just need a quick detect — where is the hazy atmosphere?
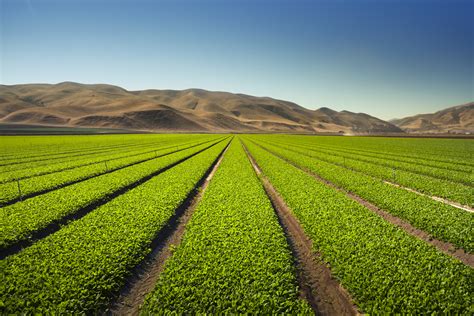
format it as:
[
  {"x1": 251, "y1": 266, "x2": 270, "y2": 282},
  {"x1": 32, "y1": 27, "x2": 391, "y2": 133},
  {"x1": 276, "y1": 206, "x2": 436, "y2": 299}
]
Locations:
[{"x1": 1, "y1": 0, "x2": 472, "y2": 120}]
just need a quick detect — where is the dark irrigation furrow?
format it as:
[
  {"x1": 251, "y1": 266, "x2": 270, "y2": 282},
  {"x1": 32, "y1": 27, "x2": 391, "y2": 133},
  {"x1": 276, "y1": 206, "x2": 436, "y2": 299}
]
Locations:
[
  {"x1": 0, "y1": 138, "x2": 228, "y2": 260},
  {"x1": 243, "y1": 143, "x2": 358, "y2": 316},
  {"x1": 108, "y1": 139, "x2": 231, "y2": 316},
  {"x1": 0, "y1": 138, "x2": 223, "y2": 207},
  {"x1": 252, "y1": 141, "x2": 474, "y2": 267}
]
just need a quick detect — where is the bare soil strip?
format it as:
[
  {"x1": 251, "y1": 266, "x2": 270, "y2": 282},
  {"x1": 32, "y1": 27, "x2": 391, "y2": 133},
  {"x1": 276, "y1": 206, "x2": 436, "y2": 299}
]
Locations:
[
  {"x1": 1, "y1": 138, "x2": 222, "y2": 207},
  {"x1": 243, "y1": 143, "x2": 359, "y2": 316},
  {"x1": 108, "y1": 140, "x2": 231, "y2": 316},
  {"x1": 256, "y1": 143, "x2": 474, "y2": 268},
  {"x1": 0, "y1": 139, "x2": 227, "y2": 260},
  {"x1": 382, "y1": 180, "x2": 474, "y2": 213}
]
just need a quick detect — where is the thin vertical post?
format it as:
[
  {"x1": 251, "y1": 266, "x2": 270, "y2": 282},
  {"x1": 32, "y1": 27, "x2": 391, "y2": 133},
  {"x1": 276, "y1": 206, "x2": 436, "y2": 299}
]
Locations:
[{"x1": 17, "y1": 178, "x2": 22, "y2": 201}]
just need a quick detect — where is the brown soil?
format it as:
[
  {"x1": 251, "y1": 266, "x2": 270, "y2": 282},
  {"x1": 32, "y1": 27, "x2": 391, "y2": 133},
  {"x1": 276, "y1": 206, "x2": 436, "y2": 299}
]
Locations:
[
  {"x1": 243, "y1": 143, "x2": 359, "y2": 316},
  {"x1": 262, "y1": 146, "x2": 474, "y2": 268},
  {"x1": 108, "y1": 140, "x2": 231, "y2": 315}
]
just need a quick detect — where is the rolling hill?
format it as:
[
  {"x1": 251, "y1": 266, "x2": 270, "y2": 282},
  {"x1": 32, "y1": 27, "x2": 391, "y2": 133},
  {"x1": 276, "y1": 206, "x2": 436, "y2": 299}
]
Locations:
[
  {"x1": 0, "y1": 82, "x2": 403, "y2": 133},
  {"x1": 391, "y1": 102, "x2": 474, "y2": 134}
]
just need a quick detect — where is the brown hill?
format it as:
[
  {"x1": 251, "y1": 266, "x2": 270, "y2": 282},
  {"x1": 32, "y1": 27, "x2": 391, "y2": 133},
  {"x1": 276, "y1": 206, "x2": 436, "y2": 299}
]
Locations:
[
  {"x1": 0, "y1": 82, "x2": 403, "y2": 133},
  {"x1": 391, "y1": 102, "x2": 474, "y2": 134}
]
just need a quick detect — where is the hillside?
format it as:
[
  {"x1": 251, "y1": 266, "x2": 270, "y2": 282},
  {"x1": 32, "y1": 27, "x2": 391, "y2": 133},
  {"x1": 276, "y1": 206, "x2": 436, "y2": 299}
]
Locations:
[
  {"x1": 0, "y1": 82, "x2": 403, "y2": 133},
  {"x1": 391, "y1": 102, "x2": 474, "y2": 134}
]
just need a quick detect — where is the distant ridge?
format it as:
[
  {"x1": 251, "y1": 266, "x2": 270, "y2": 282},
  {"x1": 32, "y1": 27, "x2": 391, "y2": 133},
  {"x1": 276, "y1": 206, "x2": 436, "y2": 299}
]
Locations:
[
  {"x1": 391, "y1": 102, "x2": 474, "y2": 134},
  {"x1": 1, "y1": 82, "x2": 403, "y2": 133}
]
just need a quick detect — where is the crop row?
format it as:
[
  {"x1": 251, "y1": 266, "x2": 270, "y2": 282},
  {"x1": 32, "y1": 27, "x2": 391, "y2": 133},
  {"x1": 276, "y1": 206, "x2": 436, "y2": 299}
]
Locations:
[
  {"x1": 300, "y1": 141, "x2": 472, "y2": 173},
  {"x1": 0, "y1": 139, "x2": 229, "y2": 314},
  {"x1": 0, "y1": 136, "x2": 192, "y2": 176},
  {"x1": 142, "y1": 140, "x2": 310, "y2": 314},
  {"x1": 0, "y1": 135, "x2": 178, "y2": 165},
  {"x1": 255, "y1": 137, "x2": 473, "y2": 206},
  {"x1": 0, "y1": 137, "x2": 222, "y2": 204},
  {"x1": 262, "y1": 136, "x2": 471, "y2": 184},
  {"x1": 0, "y1": 139, "x2": 159, "y2": 171},
  {"x1": 0, "y1": 136, "x2": 209, "y2": 181},
  {"x1": 0, "y1": 138, "x2": 227, "y2": 250},
  {"x1": 243, "y1": 140, "x2": 473, "y2": 314},
  {"x1": 269, "y1": 135, "x2": 474, "y2": 167},
  {"x1": 247, "y1": 138, "x2": 473, "y2": 253},
  {"x1": 0, "y1": 134, "x2": 200, "y2": 166}
]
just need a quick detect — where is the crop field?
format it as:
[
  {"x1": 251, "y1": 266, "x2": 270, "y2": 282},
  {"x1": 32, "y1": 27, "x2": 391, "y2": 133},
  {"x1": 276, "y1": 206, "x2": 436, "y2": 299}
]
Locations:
[{"x1": 0, "y1": 134, "x2": 473, "y2": 314}]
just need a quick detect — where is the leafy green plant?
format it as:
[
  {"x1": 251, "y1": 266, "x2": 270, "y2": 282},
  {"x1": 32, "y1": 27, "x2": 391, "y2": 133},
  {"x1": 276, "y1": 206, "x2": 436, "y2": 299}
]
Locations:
[
  {"x1": 0, "y1": 139, "x2": 229, "y2": 314},
  {"x1": 243, "y1": 139, "x2": 473, "y2": 314},
  {"x1": 141, "y1": 140, "x2": 311, "y2": 314}
]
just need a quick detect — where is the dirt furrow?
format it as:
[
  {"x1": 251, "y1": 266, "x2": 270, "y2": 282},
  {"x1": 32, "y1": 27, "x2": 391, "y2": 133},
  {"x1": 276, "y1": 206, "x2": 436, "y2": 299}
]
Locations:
[
  {"x1": 243, "y1": 143, "x2": 359, "y2": 316},
  {"x1": 107, "y1": 140, "x2": 231, "y2": 316},
  {"x1": 256, "y1": 143, "x2": 474, "y2": 268}
]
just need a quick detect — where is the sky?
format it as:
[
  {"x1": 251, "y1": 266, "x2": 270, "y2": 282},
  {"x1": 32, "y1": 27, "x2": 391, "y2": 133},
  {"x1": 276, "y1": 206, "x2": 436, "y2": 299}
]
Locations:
[{"x1": 1, "y1": 0, "x2": 473, "y2": 120}]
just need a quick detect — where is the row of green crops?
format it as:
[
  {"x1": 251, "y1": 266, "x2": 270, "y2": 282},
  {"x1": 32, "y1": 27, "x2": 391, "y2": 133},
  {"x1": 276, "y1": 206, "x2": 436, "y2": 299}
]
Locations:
[
  {"x1": 0, "y1": 134, "x2": 187, "y2": 164},
  {"x1": 255, "y1": 137, "x2": 473, "y2": 206},
  {"x1": 0, "y1": 138, "x2": 227, "y2": 249},
  {"x1": 243, "y1": 140, "x2": 473, "y2": 314},
  {"x1": 247, "y1": 138, "x2": 474, "y2": 252},
  {"x1": 0, "y1": 137, "x2": 170, "y2": 172},
  {"x1": 261, "y1": 136, "x2": 471, "y2": 186},
  {"x1": 142, "y1": 140, "x2": 311, "y2": 314},
  {"x1": 0, "y1": 137, "x2": 222, "y2": 204},
  {"x1": 266, "y1": 135, "x2": 474, "y2": 171},
  {"x1": 294, "y1": 139, "x2": 472, "y2": 173},
  {"x1": 0, "y1": 135, "x2": 196, "y2": 177},
  {"x1": 0, "y1": 139, "x2": 230, "y2": 314},
  {"x1": 268, "y1": 135, "x2": 473, "y2": 166}
]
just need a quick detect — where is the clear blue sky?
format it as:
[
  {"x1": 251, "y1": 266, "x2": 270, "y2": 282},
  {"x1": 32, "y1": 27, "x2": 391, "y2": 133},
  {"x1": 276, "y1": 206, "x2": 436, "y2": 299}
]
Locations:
[{"x1": 1, "y1": 0, "x2": 473, "y2": 119}]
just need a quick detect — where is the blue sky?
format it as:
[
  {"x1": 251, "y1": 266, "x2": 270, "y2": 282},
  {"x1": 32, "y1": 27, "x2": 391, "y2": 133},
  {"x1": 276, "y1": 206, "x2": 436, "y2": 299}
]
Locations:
[{"x1": 1, "y1": 0, "x2": 472, "y2": 119}]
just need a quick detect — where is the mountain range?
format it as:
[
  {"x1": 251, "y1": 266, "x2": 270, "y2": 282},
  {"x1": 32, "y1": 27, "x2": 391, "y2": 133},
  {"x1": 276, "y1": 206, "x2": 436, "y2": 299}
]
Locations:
[
  {"x1": 0, "y1": 82, "x2": 472, "y2": 134},
  {"x1": 390, "y1": 102, "x2": 473, "y2": 134}
]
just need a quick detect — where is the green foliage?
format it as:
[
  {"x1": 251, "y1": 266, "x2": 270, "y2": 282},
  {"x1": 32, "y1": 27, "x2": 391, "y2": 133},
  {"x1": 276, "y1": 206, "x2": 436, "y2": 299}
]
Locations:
[
  {"x1": 256, "y1": 135, "x2": 473, "y2": 206},
  {"x1": 248, "y1": 136, "x2": 474, "y2": 252},
  {"x1": 243, "y1": 139, "x2": 473, "y2": 314},
  {"x1": 0, "y1": 136, "x2": 219, "y2": 203},
  {"x1": 141, "y1": 141, "x2": 311, "y2": 314},
  {"x1": 0, "y1": 138, "x2": 224, "y2": 249},
  {"x1": 0, "y1": 139, "x2": 229, "y2": 314},
  {"x1": 1, "y1": 134, "x2": 472, "y2": 314}
]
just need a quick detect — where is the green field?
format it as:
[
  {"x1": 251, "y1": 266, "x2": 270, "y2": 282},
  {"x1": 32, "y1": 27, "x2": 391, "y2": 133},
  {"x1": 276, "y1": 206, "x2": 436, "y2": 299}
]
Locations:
[{"x1": 1, "y1": 134, "x2": 473, "y2": 314}]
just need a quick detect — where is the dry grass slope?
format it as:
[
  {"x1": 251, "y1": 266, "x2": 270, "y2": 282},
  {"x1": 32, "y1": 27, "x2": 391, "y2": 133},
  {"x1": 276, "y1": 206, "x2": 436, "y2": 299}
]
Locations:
[
  {"x1": 1, "y1": 82, "x2": 404, "y2": 133},
  {"x1": 391, "y1": 102, "x2": 474, "y2": 133}
]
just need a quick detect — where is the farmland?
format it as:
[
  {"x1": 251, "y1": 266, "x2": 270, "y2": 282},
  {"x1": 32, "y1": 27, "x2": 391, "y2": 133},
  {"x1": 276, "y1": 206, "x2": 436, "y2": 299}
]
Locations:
[{"x1": 0, "y1": 134, "x2": 473, "y2": 314}]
